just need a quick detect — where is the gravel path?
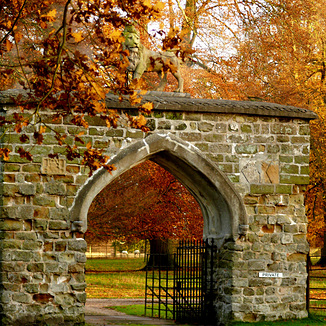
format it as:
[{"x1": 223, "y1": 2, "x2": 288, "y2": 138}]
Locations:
[{"x1": 85, "y1": 299, "x2": 178, "y2": 325}]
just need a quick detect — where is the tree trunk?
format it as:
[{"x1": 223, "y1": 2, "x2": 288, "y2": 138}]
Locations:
[
  {"x1": 316, "y1": 203, "x2": 326, "y2": 266},
  {"x1": 318, "y1": 232, "x2": 326, "y2": 266},
  {"x1": 146, "y1": 239, "x2": 175, "y2": 269}
]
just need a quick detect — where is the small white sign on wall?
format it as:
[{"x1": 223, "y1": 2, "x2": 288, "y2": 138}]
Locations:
[{"x1": 259, "y1": 272, "x2": 283, "y2": 278}]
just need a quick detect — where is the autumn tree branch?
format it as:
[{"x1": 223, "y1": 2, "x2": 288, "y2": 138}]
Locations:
[
  {"x1": 0, "y1": 0, "x2": 27, "y2": 46},
  {"x1": 36, "y1": 0, "x2": 72, "y2": 111}
]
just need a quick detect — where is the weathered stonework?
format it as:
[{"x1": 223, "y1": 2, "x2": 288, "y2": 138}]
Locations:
[{"x1": 0, "y1": 90, "x2": 317, "y2": 325}]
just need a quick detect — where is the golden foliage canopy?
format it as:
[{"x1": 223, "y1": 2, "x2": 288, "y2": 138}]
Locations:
[{"x1": 0, "y1": 0, "x2": 164, "y2": 172}]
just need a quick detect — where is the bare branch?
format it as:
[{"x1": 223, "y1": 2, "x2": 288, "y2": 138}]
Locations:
[{"x1": 0, "y1": 0, "x2": 27, "y2": 46}]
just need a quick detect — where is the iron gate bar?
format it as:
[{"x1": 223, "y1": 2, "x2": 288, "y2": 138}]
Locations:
[
  {"x1": 174, "y1": 239, "x2": 214, "y2": 323},
  {"x1": 145, "y1": 253, "x2": 174, "y2": 319},
  {"x1": 145, "y1": 239, "x2": 217, "y2": 324},
  {"x1": 177, "y1": 240, "x2": 195, "y2": 322}
]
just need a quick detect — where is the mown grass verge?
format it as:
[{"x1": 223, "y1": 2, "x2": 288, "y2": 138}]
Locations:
[
  {"x1": 86, "y1": 271, "x2": 146, "y2": 299},
  {"x1": 232, "y1": 314, "x2": 326, "y2": 326},
  {"x1": 86, "y1": 257, "x2": 146, "y2": 272},
  {"x1": 110, "y1": 304, "x2": 174, "y2": 319},
  {"x1": 85, "y1": 258, "x2": 147, "y2": 299},
  {"x1": 108, "y1": 305, "x2": 326, "y2": 326}
]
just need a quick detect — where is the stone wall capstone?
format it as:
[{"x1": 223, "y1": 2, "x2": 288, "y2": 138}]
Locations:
[{"x1": 0, "y1": 90, "x2": 317, "y2": 325}]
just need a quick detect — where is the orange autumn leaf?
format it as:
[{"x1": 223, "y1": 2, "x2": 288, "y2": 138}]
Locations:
[
  {"x1": 41, "y1": 9, "x2": 57, "y2": 22},
  {"x1": 39, "y1": 125, "x2": 46, "y2": 133},
  {"x1": 5, "y1": 39, "x2": 13, "y2": 52},
  {"x1": 0, "y1": 148, "x2": 11, "y2": 161},
  {"x1": 140, "y1": 102, "x2": 153, "y2": 114},
  {"x1": 72, "y1": 32, "x2": 83, "y2": 43}
]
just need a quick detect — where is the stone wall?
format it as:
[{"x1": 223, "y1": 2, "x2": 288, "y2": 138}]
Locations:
[{"x1": 0, "y1": 91, "x2": 316, "y2": 325}]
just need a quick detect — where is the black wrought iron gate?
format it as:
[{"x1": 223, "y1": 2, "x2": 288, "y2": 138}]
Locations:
[{"x1": 145, "y1": 239, "x2": 217, "y2": 324}]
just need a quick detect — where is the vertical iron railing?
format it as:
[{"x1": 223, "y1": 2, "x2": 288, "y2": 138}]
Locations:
[
  {"x1": 145, "y1": 239, "x2": 217, "y2": 323},
  {"x1": 306, "y1": 253, "x2": 310, "y2": 312},
  {"x1": 174, "y1": 239, "x2": 205, "y2": 322},
  {"x1": 145, "y1": 252, "x2": 174, "y2": 319}
]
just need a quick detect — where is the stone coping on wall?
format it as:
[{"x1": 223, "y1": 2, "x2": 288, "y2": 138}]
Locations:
[
  {"x1": 107, "y1": 91, "x2": 317, "y2": 120},
  {"x1": 0, "y1": 89, "x2": 318, "y2": 120}
]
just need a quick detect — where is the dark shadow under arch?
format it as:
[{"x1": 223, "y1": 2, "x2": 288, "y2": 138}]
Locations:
[{"x1": 70, "y1": 133, "x2": 247, "y2": 247}]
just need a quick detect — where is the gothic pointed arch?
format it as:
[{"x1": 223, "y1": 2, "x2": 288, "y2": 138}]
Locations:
[{"x1": 70, "y1": 133, "x2": 247, "y2": 246}]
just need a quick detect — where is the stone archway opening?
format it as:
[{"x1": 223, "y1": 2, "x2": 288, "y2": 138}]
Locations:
[
  {"x1": 84, "y1": 157, "x2": 205, "y2": 258},
  {"x1": 84, "y1": 158, "x2": 204, "y2": 303},
  {"x1": 71, "y1": 133, "x2": 247, "y2": 244},
  {"x1": 70, "y1": 133, "x2": 247, "y2": 324}
]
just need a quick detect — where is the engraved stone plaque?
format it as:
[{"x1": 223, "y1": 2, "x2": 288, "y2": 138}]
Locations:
[
  {"x1": 240, "y1": 158, "x2": 279, "y2": 184},
  {"x1": 261, "y1": 162, "x2": 279, "y2": 184},
  {"x1": 42, "y1": 157, "x2": 66, "y2": 175}
]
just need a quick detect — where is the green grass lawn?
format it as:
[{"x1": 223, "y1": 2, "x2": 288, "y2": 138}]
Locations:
[
  {"x1": 86, "y1": 271, "x2": 146, "y2": 298},
  {"x1": 86, "y1": 257, "x2": 146, "y2": 272},
  {"x1": 85, "y1": 258, "x2": 147, "y2": 298},
  {"x1": 85, "y1": 258, "x2": 174, "y2": 299},
  {"x1": 231, "y1": 315, "x2": 326, "y2": 326},
  {"x1": 309, "y1": 267, "x2": 326, "y2": 314},
  {"x1": 108, "y1": 305, "x2": 326, "y2": 326},
  {"x1": 111, "y1": 304, "x2": 174, "y2": 319}
]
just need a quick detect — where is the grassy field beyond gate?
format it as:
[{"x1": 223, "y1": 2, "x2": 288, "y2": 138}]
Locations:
[
  {"x1": 86, "y1": 257, "x2": 146, "y2": 272},
  {"x1": 85, "y1": 258, "x2": 147, "y2": 298}
]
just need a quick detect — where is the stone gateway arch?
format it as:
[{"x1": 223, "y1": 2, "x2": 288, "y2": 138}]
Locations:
[
  {"x1": 70, "y1": 133, "x2": 247, "y2": 245},
  {"x1": 0, "y1": 90, "x2": 317, "y2": 325}
]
